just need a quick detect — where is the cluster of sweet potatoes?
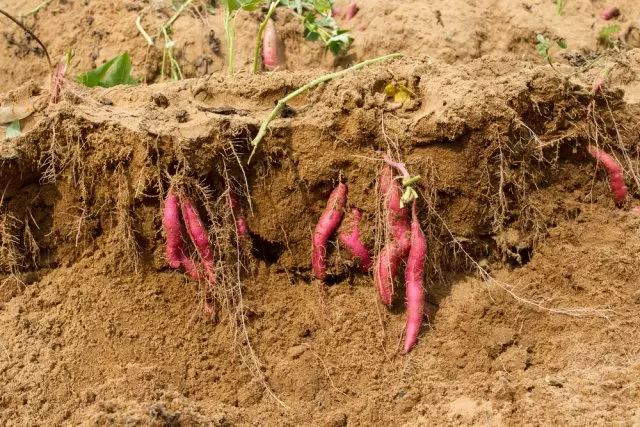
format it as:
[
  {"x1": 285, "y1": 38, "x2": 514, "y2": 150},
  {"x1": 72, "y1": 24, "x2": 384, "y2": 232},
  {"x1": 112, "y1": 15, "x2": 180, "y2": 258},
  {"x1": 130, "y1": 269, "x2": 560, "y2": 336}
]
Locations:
[{"x1": 311, "y1": 162, "x2": 427, "y2": 354}]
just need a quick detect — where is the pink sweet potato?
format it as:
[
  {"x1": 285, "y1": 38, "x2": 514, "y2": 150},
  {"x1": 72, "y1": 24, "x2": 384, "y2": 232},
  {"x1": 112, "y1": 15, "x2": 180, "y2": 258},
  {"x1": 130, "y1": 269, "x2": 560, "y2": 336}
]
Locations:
[
  {"x1": 379, "y1": 165, "x2": 411, "y2": 248},
  {"x1": 587, "y1": 145, "x2": 628, "y2": 206},
  {"x1": 181, "y1": 197, "x2": 215, "y2": 284},
  {"x1": 262, "y1": 19, "x2": 280, "y2": 70},
  {"x1": 375, "y1": 165, "x2": 411, "y2": 304},
  {"x1": 163, "y1": 189, "x2": 186, "y2": 269},
  {"x1": 374, "y1": 242, "x2": 401, "y2": 305},
  {"x1": 339, "y1": 208, "x2": 371, "y2": 272},
  {"x1": 403, "y1": 205, "x2": 426, "y2": 354},
  {"x1": 600, "y1": 6, "x2": 620, "y2": 20},
  {"x1": 312, "y1": 183, "x2": 348, "y2": 280},
  {"x1": 345, "y1": 1, "x2": 358, "y2": 20},
  {"x1": 229, "y1": 191, "x2": 248, "y2": 245}
]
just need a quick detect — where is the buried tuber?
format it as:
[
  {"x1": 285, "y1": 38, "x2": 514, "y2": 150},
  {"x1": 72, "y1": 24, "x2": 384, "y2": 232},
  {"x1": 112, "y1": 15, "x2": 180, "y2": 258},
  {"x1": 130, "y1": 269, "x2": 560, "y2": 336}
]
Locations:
[
  {"x1": 403, "y1": 204, "x2": 427, "y2": 353},
  {"x1": 339, "y1": 208, "x2": 371, "y2": 272},
  {"x1": 587, "y1": 145, "x2": 628, "y2": 206},
  {"x1": 600, "y1": 6, "x2": 620, "y2": 21},
  {"x1": 228, "y1": 190, "x2": 248, "y2": 248},
  {"x1": 163, "y1": 189, "x2": 215, "y2": 285},
  {"x1": 374, "y1": 165, "x2": 411, "y2": 305},
  {"x1": 312, "y1": 183, "x2": 348, "y2": 280}
]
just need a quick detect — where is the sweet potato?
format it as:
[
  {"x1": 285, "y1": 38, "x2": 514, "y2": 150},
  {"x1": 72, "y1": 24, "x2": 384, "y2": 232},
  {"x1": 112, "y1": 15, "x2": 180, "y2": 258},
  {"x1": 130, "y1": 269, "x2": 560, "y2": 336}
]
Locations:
[
  {"x1": 339, "y1": 208, "x2": 371, "y2": 272},
  {"x1": 163, "y1": 189, "x2": 186, "y2": 269},
  {"x1": 345, "y1": 1, "x2": 358, "y2": 20},
  {"x1": 403, "y1": 205, "x2": 426, "y2": 353},
  {"x1": 375, "y1": 165, "x2": 411, "y2": 304},
  {"x1": 587, "y1": 145, "x2": 628, "y2": 206},
  {"x1": 312, "y1": 183, "x2": 348, "y2": 280},
  {"x1": 181, "y1": 197, "x2": 215, "y2": 283},
  {"x1": 374, "y1": 242, "x2": 401, "y2": 305},
  {"x1": 262, "y1": 19, "x2": 280, "y2": 70},
  {"x1": 600, "y1": 6, "x2": 620, "y2": 20},
  {"x1": 229, "y1": 191, "x2": 248, "y2": 246},
  {"x1": 379, "y1": 165, "x2": 411, "y2": 249}
]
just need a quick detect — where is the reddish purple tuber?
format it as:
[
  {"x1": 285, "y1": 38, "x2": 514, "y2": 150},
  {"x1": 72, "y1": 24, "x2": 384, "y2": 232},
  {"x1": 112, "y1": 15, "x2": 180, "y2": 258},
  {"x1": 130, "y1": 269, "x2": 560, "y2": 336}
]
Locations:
[
  {"x1": 312, "y1": 183, "x2": 348, "y2": 280},
  {"x1": 339, "y1": 208, "x2": 371, "y2": 272}
]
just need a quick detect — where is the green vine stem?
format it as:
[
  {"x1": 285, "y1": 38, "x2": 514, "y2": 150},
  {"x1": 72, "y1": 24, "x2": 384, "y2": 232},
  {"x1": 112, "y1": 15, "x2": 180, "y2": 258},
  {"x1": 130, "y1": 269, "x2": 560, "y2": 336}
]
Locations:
[
  {"x1": 252, "y1": 1, "x2": 278, "y2": 74},
  {"x1": 247, "y1": 53, "x2": 404, "y2": 164}
]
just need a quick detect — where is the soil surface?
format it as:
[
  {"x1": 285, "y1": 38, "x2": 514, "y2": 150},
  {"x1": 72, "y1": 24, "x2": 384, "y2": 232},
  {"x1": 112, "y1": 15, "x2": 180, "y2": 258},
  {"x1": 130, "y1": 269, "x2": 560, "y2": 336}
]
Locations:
[{"x1": 1, "y1": 1, "x2": 640, "y2": 426}]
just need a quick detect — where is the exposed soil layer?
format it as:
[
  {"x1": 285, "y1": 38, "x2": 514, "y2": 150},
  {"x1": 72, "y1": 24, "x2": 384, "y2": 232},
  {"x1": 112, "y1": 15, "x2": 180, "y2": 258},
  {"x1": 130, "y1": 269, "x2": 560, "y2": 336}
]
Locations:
[{"x1": 1, "y1": 1, "x2": 640, "y2": 426}]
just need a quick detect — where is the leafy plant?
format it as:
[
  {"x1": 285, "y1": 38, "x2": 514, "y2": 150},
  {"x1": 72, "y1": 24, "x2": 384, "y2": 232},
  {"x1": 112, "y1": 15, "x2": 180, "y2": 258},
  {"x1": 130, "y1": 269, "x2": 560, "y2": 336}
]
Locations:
[
  {"x1": 161, "y1": 27, "x2": 184, "y2": 80},
  {"x1": 249, "y1": 0, "x2": 352, "y2": 73},
  {"x1": 556, "y1": 0, "x2": 567, "y2": 16},
  {"x1": 76, "y1": 52, "x2": 139, "y2": 88},
  {"x1": 535, "y1": 34, "x2": 567, "y2": 75},
  {"x1": 280, "y1": 0, "x2": 352, "y2": 55},
  {"x1": 221, "y1": 0, "x2": 263, "y2": 76},
  {"x1": 599, "y1": 24, "x2": 620, "y2": 46}
]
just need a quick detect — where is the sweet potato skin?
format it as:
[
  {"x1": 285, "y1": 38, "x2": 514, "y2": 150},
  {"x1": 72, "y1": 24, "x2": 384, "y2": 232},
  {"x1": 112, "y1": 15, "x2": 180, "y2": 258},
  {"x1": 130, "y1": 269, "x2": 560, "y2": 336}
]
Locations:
[
  {"x1": 312, "y1": 183, "x2": 348, "y2": 280},
  {"x1": 403, "y1": 206, "x2": 427, "y2": 353},
  {"x1": 163, "y1": 189, "x2": 186, "y2": 269},
  {"x1": 587, "y1": 145, "x2": 628, "y2": 206},
  {"x1": 339, "y1": 208, "x2": 371, "y2": 272},
  {"x1": 375, "y1": 166, "x2": 411, "y2": 304},
  {"x1": 262, "y1": 19, "x2": 280, "y2": 70}
]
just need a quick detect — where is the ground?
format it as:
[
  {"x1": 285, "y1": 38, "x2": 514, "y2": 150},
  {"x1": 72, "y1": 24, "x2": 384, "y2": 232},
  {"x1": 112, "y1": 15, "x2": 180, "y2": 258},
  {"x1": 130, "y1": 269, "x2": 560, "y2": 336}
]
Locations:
[{"x1": 1, "y1": 0, "x2": 640, "y2": 426}]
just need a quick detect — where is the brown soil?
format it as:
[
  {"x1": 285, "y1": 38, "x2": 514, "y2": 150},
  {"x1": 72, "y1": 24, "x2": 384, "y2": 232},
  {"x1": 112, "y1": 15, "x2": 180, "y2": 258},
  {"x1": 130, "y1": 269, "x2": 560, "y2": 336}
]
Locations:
[{"x1": 1, "y1": 1, "x2": 640, "y2": 426}]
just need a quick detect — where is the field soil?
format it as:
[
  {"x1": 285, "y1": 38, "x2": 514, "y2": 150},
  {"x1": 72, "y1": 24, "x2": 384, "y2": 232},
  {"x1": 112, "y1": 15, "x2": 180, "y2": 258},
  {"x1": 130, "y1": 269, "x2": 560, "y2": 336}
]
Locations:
[{"x1": 1, "y1": 1, "x2": 640, "y2": 426}]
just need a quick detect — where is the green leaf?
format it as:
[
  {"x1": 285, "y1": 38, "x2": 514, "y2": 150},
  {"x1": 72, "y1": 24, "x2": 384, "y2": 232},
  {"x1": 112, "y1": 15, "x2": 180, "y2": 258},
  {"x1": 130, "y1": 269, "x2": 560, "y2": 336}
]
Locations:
[
  {"x1": 76, "y1": 52, "x2": 139, "y2": 88},
  {"x1": 5, "y1": 119, "x2": 20, "y2": 139},
  {"x1": 555, "y1": 39, "x2": 567, "y2": 49},
  {"x1": 221, "y1": 0, "x2": 242, "y2": 11},
  {"x1": 239, "y1": 0, "x2": 263, "y2": 11},
  {"x1": 313, "y1": 0, "x2": 332, "y2": 14},
  {"x1": 536, "y1": 34, "x2": 546, "y2": 43}
]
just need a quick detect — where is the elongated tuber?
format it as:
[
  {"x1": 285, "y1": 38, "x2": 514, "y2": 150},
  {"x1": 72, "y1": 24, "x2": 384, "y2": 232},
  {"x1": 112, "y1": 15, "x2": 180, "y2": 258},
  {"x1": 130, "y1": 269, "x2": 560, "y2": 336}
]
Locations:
[{"x1": 312, "y1": 183, "x2": 348, "y2": 280}]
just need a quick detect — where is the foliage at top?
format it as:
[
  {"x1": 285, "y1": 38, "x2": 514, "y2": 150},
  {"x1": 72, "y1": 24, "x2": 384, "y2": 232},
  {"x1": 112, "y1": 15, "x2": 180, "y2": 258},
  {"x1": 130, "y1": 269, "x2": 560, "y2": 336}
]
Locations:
[
  {"x1": 535, "y1": 34, "x2": 567, "y2": 61},
  {"x1": 280, "y1": 0, "x2": 352, "y2": 55},
  {"x1": 76, "y1": 52, "x2": 139, "y2": 88}
]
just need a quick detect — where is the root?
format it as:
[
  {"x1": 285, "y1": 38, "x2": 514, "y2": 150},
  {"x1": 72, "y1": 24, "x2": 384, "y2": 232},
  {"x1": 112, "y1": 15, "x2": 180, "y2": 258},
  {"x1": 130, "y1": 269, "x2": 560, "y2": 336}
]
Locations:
[
  {"x1": 22, "y1": 210, "x2": 39, "y2": 267},
  {"x1": 0, "y1": 212, "x2": 21, "y2": 275},
  {"x1": 421, "y1": 192, "x2": 615, "y2": 321},
  {"x1": 170, "y1": 169, "x2": 287, "y2": 408},
  {"x1": 110, "y1": 166, "x2": 139, "y2": 272}
]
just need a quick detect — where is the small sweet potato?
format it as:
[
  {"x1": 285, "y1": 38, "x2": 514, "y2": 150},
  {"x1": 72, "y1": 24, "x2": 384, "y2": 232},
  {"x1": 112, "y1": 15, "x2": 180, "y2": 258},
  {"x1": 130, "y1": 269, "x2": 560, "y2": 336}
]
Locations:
[
  {"x1": 587, "y1": 145, "x2": 628, "y2": 206},
  {"x1": 339, "y1": 208, "x2": 371, "y2": 272},
  {"x1": 312, "y1": 183, "x2": 347, "y2": 280}
]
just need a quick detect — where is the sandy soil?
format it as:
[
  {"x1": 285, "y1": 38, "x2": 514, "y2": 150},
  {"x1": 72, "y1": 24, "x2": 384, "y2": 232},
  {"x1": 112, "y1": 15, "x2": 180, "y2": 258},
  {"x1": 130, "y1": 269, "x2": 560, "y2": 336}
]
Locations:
[{"x1": 1, "y1": 0, "x2": 640, "y2": 426}]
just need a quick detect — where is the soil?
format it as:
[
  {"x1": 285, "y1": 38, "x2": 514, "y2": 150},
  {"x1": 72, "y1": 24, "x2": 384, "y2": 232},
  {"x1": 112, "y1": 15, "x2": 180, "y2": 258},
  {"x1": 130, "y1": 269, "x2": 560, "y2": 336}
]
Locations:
[{"x1": 1, "y1": 0, "x2": 640, "y2": 426}]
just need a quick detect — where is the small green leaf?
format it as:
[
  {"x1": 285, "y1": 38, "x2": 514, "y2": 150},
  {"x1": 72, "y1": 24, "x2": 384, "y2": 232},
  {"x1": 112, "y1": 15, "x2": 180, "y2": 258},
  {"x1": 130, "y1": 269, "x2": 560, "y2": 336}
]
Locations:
[
  {"x1": 221, "y1": 0, "x2": 242, "y2": 11},
  {"x1": 76, "y1": 52, "x2": 139, "y2": 88},
  {"x1": 5, "y1": 119, "x2": 21, "y2": 139},
  {"x1": 239, "y1": 0, "x2": 263, "y2": 11},
  {"x1": 556, "y1": 39, "x2": 567, "y2": 49},
  {"x1": 536, "y1": 34, "x2": 546, "y2": 43},
  {"x1": 313, "y1": 0, "x2": 332, "y2": 13}
]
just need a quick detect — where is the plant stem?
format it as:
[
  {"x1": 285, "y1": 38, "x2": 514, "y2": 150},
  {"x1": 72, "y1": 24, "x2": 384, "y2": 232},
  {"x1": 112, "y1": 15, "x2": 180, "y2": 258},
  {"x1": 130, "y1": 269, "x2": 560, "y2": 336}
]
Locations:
[
  {"x1": 225, "y1": 9, "x2": 235, "y2": 76},
  {"x1": 136, "y1": 15, "x2": 154, "y2": 46},
  {"x1": 20, "y1": 0, "x2": 52, "y2": 20},
  {"x1": 163, "y1": 0, "x2": 193, "y2": 31},
  {"x1": 0, "y1": 8, "x2": 52, "y2": 70},
  {"x1": 252, "y1": 0, "x2": 278, "y2": 74},
  {"x1": 247, "y1": 53, "x2": 404, "y2": 164}
]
